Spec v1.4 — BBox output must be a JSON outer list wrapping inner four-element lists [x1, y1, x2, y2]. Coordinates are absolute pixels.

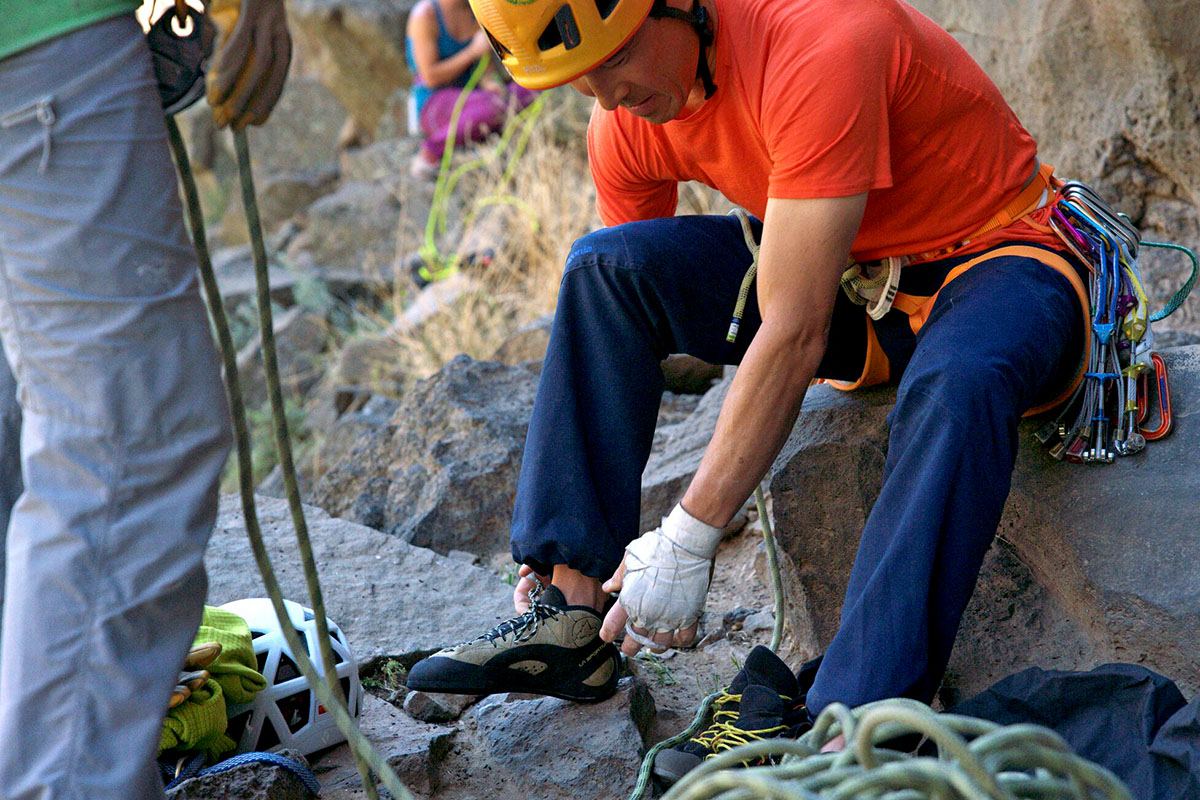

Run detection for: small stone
[[722, 607, 756, 630], [742, 610, 775, 635], [403, 689, 479, 723]]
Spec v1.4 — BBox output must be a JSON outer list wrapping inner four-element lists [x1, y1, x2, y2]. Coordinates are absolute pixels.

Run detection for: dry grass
[[320, 89, 739, 403], [367, 90, 599, 386]]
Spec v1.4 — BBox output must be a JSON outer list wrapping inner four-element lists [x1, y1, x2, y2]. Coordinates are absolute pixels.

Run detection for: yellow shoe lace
[[688, 689, 791, 759], [688, 691, 742, 750]]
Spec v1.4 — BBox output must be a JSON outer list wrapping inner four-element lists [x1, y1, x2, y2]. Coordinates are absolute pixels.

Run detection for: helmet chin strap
[[649, 0, 717, 99]]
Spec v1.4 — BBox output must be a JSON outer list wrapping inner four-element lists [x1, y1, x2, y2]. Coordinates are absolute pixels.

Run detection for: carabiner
[[1140, 352, 1172, 441]]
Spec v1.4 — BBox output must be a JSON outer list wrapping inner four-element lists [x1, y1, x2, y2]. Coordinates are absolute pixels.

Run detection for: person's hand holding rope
[[206, 0, 292, 129], [600, 503, 723, 656]]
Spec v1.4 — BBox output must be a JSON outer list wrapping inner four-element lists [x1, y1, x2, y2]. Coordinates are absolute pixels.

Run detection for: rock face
[[907, 0, 1200, 326], [770, 346, 1200, 702], [639, 377, 732, 534], [310, 356, 538, 555], [316, 694, 457, 798], [236, 307, 330, 409], [287, 0, 415, 136], [285, 181, 402, 281], [432, 677, 655, 800], [204, 494, 513, 662]]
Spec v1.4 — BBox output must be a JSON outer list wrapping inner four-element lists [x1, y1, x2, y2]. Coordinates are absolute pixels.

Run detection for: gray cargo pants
[[0, 15, 232, 800]]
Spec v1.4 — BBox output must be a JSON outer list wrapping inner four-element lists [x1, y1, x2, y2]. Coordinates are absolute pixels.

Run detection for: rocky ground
[[162, 0, 1200, 796]]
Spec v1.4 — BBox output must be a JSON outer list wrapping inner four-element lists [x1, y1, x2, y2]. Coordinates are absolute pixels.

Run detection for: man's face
[[568, 9, 703, 124]]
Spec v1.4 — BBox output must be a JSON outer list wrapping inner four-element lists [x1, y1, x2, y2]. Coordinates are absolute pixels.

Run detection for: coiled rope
[[664, 698, 1134, 800], [166, 117, 416, 800]]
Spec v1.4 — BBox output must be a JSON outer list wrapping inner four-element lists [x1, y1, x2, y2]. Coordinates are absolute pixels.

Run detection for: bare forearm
[[420, 49, 483, 88], [682, 322, 825, 527]]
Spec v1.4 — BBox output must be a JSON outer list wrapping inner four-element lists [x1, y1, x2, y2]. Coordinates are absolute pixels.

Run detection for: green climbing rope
[[166, 117, 415, 800], [1144, 239, 1198, 322], [665, 698, 1135, 800], [628, 483, 786, 800]]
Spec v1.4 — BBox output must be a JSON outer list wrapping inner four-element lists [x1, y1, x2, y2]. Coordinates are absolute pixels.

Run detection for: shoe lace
[[689, 688, 792, 759], [706, 718, 789, 757], [478, 583, 562, 647], [689, 690, 743, 749]]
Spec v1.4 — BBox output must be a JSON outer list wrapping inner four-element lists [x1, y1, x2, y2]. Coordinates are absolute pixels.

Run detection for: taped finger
[[624, 622, 658, 650]]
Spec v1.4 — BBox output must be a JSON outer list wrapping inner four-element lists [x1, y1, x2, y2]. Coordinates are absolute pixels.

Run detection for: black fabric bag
[[950, 663, 1200, 800]]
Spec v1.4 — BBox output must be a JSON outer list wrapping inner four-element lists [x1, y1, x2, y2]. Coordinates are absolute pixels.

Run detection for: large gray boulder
[[315, 694, 457, 798], [639, 377, 732, 534], [432, 677, 655, 800], [167, 749, 314, 800], [204, 494, 512, 662], [309, 355, 538, 556], [769, 345, 1200, 703], [285, 181, 402, 281]]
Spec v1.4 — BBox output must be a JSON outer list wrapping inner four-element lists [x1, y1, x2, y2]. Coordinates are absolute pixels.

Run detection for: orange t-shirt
[[587, 0, 1060, 262]]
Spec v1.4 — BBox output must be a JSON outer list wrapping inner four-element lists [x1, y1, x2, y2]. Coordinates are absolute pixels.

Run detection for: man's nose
[[574, 72, 626, 111]]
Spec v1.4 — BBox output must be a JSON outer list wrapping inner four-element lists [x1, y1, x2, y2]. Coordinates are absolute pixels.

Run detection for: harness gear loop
[[839, 256, 906, 320], [649, 0, 717, 99]]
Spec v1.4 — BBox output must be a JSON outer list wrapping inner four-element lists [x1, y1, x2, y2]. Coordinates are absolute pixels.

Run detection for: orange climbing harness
[[828, 161, 1091, 416]]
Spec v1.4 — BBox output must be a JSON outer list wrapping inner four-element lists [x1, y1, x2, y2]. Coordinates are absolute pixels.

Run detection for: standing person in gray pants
[[0, 2, 289, 797]]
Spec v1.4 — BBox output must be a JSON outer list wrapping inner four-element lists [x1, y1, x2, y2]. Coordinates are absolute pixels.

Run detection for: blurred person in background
[[405, 0, 535, 179]]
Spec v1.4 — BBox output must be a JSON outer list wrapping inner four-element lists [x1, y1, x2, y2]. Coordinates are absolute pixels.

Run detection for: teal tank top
[[405, 1, 476, 117]]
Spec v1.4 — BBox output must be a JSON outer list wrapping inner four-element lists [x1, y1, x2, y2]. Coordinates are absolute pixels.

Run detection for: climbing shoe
[[652, 645, 807, 787], [405, 585, 620, 703]]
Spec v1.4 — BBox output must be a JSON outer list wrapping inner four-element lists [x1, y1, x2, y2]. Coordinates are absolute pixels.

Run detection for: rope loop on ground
[[660, 698, 1135, 800]]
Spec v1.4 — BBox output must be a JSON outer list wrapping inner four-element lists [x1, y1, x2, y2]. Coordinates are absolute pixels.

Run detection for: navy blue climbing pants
[[511, 213, 1083, 713]]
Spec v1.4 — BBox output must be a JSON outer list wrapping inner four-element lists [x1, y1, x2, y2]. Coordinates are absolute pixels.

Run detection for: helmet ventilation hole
[[538, 4, 582, 51], [594, 0, 619, 19], [484, 29, 511, 58]]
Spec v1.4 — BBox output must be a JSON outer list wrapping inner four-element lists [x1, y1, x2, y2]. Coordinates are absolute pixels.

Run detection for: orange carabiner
[[1141, 352, 1172, 441]]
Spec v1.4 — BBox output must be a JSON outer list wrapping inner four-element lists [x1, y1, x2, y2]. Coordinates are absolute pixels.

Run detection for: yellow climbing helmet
[[467, 0, 654, 89], [469, 0, 716, 95]]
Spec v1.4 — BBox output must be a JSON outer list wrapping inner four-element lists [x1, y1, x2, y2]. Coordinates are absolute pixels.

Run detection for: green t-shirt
[[0, 0, 142, 62]]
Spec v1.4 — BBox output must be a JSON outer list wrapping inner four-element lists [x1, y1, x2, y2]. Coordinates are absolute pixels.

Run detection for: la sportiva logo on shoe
[[579, 643, 607, 668]]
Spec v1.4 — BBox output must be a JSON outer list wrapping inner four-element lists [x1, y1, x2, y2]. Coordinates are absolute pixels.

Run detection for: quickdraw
[[1036, 181, 1195, 462]]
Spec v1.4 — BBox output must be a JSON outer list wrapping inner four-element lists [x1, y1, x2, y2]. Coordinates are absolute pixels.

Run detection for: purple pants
[[419, 84, 536, 161]]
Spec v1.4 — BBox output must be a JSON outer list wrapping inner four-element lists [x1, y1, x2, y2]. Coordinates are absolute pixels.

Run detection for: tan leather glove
[[167, 642, 223, 709], [206, 0, 293, 129]]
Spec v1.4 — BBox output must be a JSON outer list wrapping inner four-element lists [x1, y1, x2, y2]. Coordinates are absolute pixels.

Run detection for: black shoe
[[653, 645, 806, 786], [405, 585, 620, 703]]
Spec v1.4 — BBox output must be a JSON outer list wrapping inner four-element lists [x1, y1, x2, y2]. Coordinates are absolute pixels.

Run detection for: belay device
[[1037, 181, 1197, 463]]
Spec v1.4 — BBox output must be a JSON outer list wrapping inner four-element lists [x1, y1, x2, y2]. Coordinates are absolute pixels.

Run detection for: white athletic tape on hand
[[618, 503, 723, 634], [623, 623, 661, 650]]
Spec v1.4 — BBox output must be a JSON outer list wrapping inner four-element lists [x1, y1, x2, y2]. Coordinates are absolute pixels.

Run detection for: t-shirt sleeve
[[760, 8, 898, 200], [587, 104, 679, 227]]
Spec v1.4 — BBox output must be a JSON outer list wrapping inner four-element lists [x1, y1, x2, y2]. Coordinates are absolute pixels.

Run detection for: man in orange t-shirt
[[408, 0, 1086, 770]]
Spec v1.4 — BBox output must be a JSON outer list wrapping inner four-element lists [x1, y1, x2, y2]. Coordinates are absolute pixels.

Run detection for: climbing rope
[[660, 698, 1134, 800], [166, 117, 416, 800], [1144, 239, 1198, 322], [627, 482, 785, 800]]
